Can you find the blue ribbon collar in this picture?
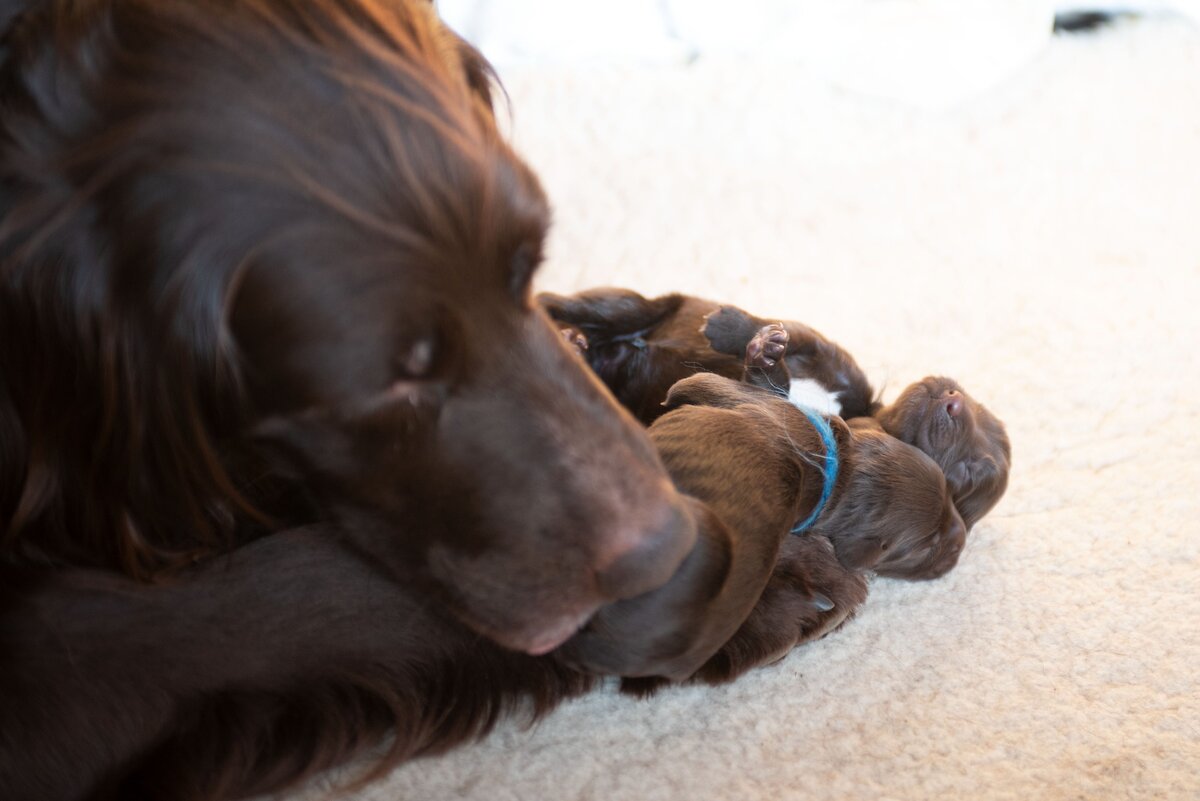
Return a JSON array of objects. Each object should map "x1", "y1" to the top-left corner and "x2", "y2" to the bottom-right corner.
[{"x1": 790, "y1": 408, "x2": 839, "y2": 534}]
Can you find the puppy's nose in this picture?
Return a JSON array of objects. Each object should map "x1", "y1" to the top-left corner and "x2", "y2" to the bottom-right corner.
[
  {"x1": 593, "y1": 495, "x2": 696, "y2": 600},
  {"x1": 943, "y1": 389, "x2": 963, "y2": 418}
]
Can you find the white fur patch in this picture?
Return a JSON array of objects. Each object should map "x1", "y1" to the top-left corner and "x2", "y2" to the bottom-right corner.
[{"x1": 787, "y1": 378, "x2": 842, "y2": 416}]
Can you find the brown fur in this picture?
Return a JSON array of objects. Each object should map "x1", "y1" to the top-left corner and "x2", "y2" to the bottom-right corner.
[
  {"x1": 564, "y1": 339, "x2": 965, "y2": 692},
  {"x1": 541, "y1": 288, "x2": 1011, "y2": 531},
  {"x1": 0, "y1": 1, "x2": 705, "y2": 797},
  {"x1": 539, "y1": 287, "x2": 879, "y2": 423},
  {"x1": 0, "y1": 0, "x2": 695, "y2": 653}
]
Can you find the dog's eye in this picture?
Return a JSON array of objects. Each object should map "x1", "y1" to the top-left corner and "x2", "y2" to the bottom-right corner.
[
  {"x1": 509, "y1": 242, "x2": 541, "y2": 300},
  {"x1": 395, "y1": 337, "x2": 435, "y2": 379}
]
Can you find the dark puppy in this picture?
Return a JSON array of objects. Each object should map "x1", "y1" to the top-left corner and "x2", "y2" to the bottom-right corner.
[
  {"x1": 1, "y1": 1, "x2": 696, "y2": 797},
  {"x1": 540, "y1": 287, "x2": 878, "y2": 422},
  {"x1": 543, "y1": 288, "x2": 1011, "y2": 531},
  {"x1": 563, "y1": 328, "x2": 965, "y2": 687}
]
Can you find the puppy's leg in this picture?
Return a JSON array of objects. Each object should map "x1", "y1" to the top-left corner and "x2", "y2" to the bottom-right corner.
[
  {"x1": 558, "y1": 496, "x2": 741, "y2": 682},
  {"x1": 742, "y1": 323, "x2": 791, "y2": 399},
  {"x1": 692, "y1": 535, "x2": 868, "y2": 685},
  {"x1": 661, "y1": 372, "x2": 775, "y2": 413},
  {"x1": 537, "y1": 288, "x2": 685, "y2": 338}
]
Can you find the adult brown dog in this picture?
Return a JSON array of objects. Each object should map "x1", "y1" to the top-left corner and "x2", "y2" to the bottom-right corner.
[
  {"x1": 0, "y1": 1, "x2": 712, "y2": 797},
  {"x1": 0, "y1": 0, "x2": 693, "y2": 654}
]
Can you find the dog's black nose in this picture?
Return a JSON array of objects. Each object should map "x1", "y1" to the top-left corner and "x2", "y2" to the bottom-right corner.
[{"x1": 592, "y1": 493, "x2": 696, "y2": 600}]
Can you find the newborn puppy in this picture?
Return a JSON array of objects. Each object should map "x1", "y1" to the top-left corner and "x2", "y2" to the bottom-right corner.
[
  {"x1": 540, "y1": 287, "x2": 877, "y2": 422},
  {"x1": 707, "y1": 310, "x2": 1011, "y2": 531},
  {"x1": 545, "y1": 289, "x2": 1010, "y2": 531},
  {"x1": 561, "y1": 330, "x2": 965, "y2": 684}
]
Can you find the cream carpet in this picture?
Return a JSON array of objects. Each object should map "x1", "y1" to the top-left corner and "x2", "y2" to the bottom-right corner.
[{"x1": 301, "y1": 17, "x2": 1200, "y2": 801}]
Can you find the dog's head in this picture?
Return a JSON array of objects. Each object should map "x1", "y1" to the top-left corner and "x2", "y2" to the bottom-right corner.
[
  {"x1": 875, "y1": 376, "x2": 1011, "y2": 530},
  {"x1": 813, "y1": 421, "x2": 966, "y2": 580},
  {"x1": 0, "y1": 0, "x2": 693, "y2": 654}
]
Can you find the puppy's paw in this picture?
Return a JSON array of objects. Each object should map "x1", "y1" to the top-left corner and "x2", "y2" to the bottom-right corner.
[
  {"x1": 701, "y1": 305, "x2": 760, "y2": 355},
  {"x1": 693, "y1": 535, "x2": 868, "y2": 685},
  {"x1": 745, "y1": 323, "x2": 788, "y2": 368}
]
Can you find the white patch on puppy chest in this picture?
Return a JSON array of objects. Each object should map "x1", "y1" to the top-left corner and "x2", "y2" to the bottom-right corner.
[{"x1": 788, "y1": 378, "x2": 842, "y2": 416}]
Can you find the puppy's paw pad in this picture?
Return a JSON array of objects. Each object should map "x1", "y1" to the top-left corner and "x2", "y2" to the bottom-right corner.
[{"x1": 746, "y1": 323, "x2": 788, "y2": 368}]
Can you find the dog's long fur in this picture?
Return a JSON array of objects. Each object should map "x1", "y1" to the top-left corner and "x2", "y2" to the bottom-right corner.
[
  {"x1": 0, "y1": 1, "x2": 714, "y2": 797},
  {"x1": 0, "y1": 0, "x2": 702, "y2": 648}
]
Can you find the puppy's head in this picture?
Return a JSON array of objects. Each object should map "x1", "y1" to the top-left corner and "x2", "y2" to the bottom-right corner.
[
  {"x1": 0, "y1": 0, "x2": 692, "y2": 654},
  {"x1": 875, "y1": 376, "x2": 1011, "y2": 529},
  {"x1": 813, "y1": 422, "x2": 966, "y2": 580}
]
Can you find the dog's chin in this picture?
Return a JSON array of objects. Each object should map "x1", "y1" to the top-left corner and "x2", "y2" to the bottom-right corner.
[{"x1": 458, "y1": 604, "x2": 597, "y2": 657}]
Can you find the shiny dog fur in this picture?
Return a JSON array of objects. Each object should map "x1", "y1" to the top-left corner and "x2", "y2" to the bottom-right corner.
[
  {"x1": 1, "y1": 1, "x2": 702, "y2": 797},
  {"x1": 542, "y1": 288, "x2": 1011, "y2": 532},
  {"x1": 0, "y1": 0, "x2": 695, "y2": 652}
]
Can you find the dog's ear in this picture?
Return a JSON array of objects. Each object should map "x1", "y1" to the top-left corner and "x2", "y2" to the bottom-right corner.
[
  {"x1": 1, "y1": 0, "x2": 41, "y2": 45},
  {"x1": 450, "y1": 30, "x2": 499, "y2": 111}
]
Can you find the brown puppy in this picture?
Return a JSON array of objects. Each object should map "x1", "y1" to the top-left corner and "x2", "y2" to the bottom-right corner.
[
  {"x1": 542, "y1": 288, "x2": 1011, "y2": 532},
  {"x1": 540, "y1": 287, "x2": 878, "y2": 423},
  {"x1": 562, "y1": 327, "x2": 965, "y2": 685}
]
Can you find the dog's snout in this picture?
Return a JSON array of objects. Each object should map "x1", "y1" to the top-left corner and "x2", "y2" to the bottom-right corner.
[{"x1": 593, "y1": 492, "x2": 696, "y2": 600}]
